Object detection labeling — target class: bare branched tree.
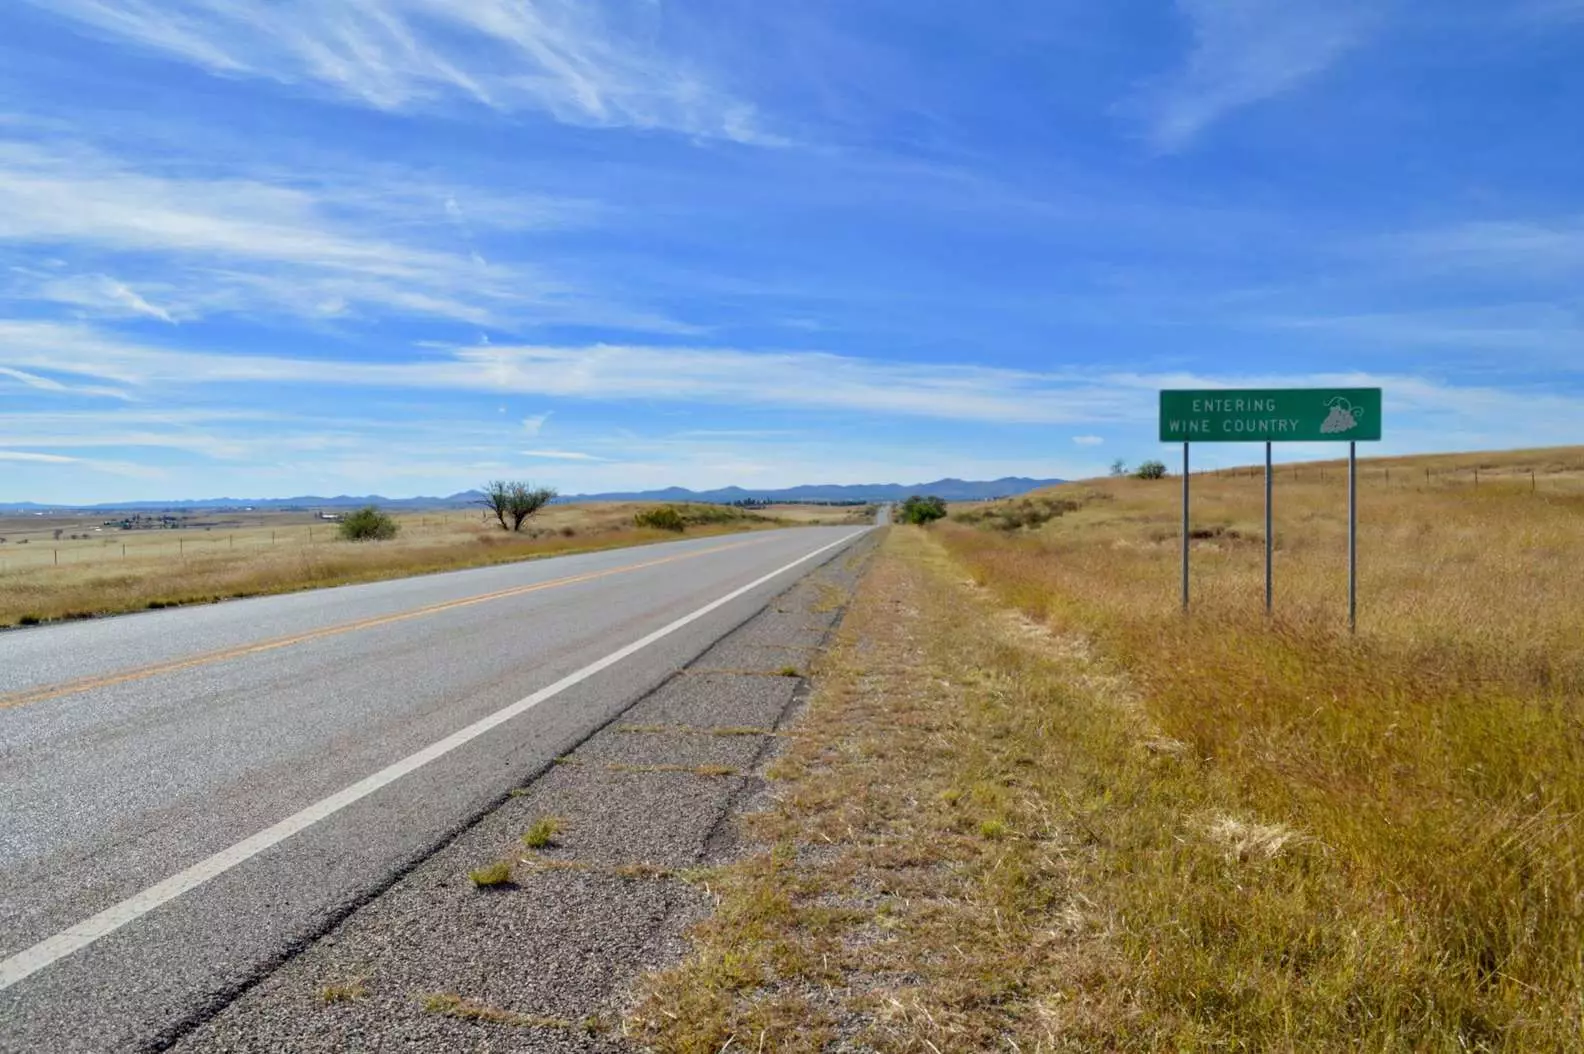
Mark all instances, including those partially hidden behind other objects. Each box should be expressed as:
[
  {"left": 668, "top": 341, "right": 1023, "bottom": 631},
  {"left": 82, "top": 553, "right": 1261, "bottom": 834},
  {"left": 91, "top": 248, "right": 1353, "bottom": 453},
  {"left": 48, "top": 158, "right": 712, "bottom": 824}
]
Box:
[
  {"left": 477, "top": 480, "right": 558, "bottom": 532},
  {"left": 506, "top": 483, "right": 557, "bottom": 531},
  {"left": 477, "top": 480, "right": 513, "bottom": 531}
]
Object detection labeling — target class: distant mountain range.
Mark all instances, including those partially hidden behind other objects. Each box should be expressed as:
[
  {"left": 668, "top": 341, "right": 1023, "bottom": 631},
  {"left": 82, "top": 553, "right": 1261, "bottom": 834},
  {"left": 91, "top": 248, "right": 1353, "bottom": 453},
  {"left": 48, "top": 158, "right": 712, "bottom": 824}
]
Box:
[
  {"left": 0, "top": 477, "right": 1064, "bottom": 513},
  {"left": 561, "top": 477, "right": 1064, "bottom": 504}
]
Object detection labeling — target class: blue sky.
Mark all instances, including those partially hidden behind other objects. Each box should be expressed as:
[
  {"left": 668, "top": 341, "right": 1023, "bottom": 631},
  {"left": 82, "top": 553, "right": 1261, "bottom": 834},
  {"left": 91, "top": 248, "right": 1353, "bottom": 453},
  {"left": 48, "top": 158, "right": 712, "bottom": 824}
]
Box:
[{"left": 2, "top": 1, "right": 1581, "bottom": 503}]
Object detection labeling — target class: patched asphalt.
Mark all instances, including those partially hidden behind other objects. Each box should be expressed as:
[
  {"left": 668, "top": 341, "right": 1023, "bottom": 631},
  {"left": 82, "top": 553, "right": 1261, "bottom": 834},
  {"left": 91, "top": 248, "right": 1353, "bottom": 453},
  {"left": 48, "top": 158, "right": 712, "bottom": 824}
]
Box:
[{"left": 166, "top": 533, "right": 878, "bottom": 1053}]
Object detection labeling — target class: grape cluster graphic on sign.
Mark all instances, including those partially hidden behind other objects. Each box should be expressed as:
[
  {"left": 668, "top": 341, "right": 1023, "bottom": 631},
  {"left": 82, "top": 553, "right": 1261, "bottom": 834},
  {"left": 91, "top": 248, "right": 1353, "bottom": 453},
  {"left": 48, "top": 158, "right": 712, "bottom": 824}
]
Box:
[{"left": 1320, "top": 396, "right": 1363, "bottom": 435}]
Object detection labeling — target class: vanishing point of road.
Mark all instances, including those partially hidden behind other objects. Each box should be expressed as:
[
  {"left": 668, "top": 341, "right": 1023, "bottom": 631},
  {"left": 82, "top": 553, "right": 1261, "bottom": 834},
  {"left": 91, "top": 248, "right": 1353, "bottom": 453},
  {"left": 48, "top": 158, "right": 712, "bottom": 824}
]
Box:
[{"left": 0, "top": 524, "right": 871, "bottom": 1052}]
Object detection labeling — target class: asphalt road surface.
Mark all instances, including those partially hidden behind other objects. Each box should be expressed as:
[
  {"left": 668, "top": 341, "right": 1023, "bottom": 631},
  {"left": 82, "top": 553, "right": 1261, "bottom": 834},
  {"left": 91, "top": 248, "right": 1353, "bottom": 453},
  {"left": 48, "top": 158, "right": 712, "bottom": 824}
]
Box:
[{"left": 0, "top": 525, "right": 869, "bottom": 1052}]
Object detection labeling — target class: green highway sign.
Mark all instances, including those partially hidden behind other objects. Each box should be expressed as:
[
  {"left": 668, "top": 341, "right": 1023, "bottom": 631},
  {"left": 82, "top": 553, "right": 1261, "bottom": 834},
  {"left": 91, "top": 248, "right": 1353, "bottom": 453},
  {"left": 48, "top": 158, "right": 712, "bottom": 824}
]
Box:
[{"left": 1159, "top": 387, "right": 1382, "bottom": 443}]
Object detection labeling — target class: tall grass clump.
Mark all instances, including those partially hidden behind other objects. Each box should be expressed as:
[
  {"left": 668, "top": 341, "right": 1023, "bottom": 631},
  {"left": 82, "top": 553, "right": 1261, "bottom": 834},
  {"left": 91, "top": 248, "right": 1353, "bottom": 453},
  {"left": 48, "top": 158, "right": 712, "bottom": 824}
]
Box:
[{"left": 936, "top": 446, "right": 1584, "bottom": 1047}]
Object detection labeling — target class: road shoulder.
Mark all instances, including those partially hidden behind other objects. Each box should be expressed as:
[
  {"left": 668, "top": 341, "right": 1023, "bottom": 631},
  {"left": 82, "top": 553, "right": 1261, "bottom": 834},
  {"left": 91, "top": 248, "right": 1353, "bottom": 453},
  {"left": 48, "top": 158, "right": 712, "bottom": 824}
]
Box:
[{"left": 626, "top": 526, "right": 1128, "bottom": 1051}]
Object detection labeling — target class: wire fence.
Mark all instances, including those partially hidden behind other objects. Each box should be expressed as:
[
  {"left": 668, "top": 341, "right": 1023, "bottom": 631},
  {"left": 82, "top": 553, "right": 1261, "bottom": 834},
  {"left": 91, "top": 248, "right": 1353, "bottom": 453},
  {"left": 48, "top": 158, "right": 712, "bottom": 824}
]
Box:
[
  {"left": 1202, "top": 464, "right": 1579, "bottom": 493},
  {"left": 0, "top": 514, "right": 480, "bottom": 574}
]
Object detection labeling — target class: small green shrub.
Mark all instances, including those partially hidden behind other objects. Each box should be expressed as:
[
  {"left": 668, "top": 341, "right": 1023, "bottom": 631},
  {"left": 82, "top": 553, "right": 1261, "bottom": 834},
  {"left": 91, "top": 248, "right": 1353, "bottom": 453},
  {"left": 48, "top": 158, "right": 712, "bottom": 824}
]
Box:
[
  {"left": 955, "top": 495, "right": 1083, "bottom": 531},
  {"left": 899, "top": 495, "right": 948, "bottom": 525},
  {"left": 1134, "top": 459, "right": 1168, "bottom": 480},
  {"left": 634, "top": 506, "right": 687, "bottom": 531},
  {"left": 338, "top": 506, "right": 400, "bottom": 541},
  {"left": 672, "top": 503, "right": 753, "bottom": 525}
]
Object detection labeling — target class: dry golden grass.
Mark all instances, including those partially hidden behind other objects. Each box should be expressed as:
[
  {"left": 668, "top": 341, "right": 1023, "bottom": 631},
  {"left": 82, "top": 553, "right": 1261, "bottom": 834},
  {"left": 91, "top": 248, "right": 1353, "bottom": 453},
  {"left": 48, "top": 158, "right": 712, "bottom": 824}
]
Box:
[
  {"left": 317, "top": 979, "right": 369, "bottom": 1004},
  {"left": 933, "top": 445, "right": 1584, "bottom": 1048},
  {"left": 630, "top": 530, "right": 1118, "bottom": 1051},
  {"left": 635, "top": 448, "right": 1584, "bottom": 1050},
  {"left": 417, "top": 992, "right": 584, "bottom": 1031},
  {"left": 760, "top": 504, "right": 877, "bottom": 525},
  {"left": 0, "top": 503, "right": 777, "bottom": 627}
]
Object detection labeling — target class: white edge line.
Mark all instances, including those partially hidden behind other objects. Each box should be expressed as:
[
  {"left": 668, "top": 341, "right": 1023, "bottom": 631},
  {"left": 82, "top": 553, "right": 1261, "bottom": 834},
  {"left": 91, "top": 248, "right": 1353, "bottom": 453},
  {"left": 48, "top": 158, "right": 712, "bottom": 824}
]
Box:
[{"left": 0, "top": 529, "right": 867, "bottom": 991}]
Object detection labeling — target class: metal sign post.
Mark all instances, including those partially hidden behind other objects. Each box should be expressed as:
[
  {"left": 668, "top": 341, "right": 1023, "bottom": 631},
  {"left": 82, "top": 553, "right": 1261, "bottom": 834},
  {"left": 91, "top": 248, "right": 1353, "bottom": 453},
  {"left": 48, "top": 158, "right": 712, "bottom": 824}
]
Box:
[
  {"left": 1265, "top": 441, "right": 1273, "bottom": 616},
  {"left": 1348, "top": 441, "right": 1358, "bottom": 633},
  {"left": 1181, "top": 442, "right": 1190, "bottom": 612},
  {"left": 1159, "top": 388, "right": 1382, "bottom": 627}
]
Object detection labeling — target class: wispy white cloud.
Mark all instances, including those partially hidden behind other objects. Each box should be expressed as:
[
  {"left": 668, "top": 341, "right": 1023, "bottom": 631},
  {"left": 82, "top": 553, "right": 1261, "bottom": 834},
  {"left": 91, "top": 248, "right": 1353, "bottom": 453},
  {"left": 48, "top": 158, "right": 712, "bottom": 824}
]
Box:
[
  {"left": 522, "top": 412, "right": 552, "bottom": 436},
  {"left": 0, "top": 448, "right": 167, "bottom": 479},
  {"left": 1127, "top": 0, "right": 1371, "bottom": 152},
  {"left": 23, "top": 272, "right": 179, "bottom": 323},
  {"left": 0, "top": 139, "right": 514, "bottom": 323},
  {"left": 1384, "top": 216, "right": 1584, "bottom": 279},
  {"left": 28, "top": 0, "right": 782, "bottom": 144},
  {"left": 1267, "top": 304, "right": 1584, "bottom": 361},
  {"left": 0, "top": 137, "right": 697, "bottom": 333},
  {"left": 1072, "top": 435, "right": 1105, "bottom": 446},
  {"left": 521, "top": 449, "right": 605, "bottom": 461},
  {"left": 0, "top": 322, "right": 1141, "bottom": 425},
  {"left": 0, "top": 450, "right": 80, "bottom": 464},
  {"left": 5, "top": 322, "right": 1582, "bottom": 450},
  {"left": 0, "top": 364, "right": 133, "bottom": 400},
  {"left": 3, "top": 346, "right": 1581, "bottom": 502},
  {"left": 0, "top": 141, "right": 442, "bottom": 271}
]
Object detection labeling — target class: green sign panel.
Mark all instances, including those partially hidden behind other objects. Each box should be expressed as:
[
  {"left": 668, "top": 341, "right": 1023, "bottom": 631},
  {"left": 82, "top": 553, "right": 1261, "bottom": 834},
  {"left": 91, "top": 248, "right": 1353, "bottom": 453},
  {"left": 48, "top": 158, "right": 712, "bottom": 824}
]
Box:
[{"left": 1159, "top": 388, "right": 1382, "bottom": 443}]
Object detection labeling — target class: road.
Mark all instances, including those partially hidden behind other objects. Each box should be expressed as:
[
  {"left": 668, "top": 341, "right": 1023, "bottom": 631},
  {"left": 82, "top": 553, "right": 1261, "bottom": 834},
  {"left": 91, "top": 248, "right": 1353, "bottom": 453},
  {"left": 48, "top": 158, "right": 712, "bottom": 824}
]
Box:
[{"left": 0, "top": 525, "right": 869, "bottom": 1052}]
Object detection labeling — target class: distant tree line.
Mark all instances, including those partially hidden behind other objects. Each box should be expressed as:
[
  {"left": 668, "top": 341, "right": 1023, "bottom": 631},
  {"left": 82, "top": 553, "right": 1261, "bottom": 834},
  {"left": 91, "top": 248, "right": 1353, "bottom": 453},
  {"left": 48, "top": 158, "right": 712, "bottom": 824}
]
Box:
[
  {"left": 1110, "top": 458, "right": 1169, "bottom": 480},
  {"left": 728, "top": 498, "right": 873, "bottom": 508}
]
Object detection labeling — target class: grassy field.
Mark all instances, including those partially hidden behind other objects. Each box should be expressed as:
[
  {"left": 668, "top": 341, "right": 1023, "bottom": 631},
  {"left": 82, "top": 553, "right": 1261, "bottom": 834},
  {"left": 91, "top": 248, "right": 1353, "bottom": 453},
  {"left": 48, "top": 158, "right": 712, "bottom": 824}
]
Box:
[
  {"left": 760, "top": 503, "right": 876, "bottom": 525},
  {"left": 0, "top": 502, "right": 856, "bottom": 628},
  {"left": 635, "top": 446, "right": 1584, "bottom": 1051}
]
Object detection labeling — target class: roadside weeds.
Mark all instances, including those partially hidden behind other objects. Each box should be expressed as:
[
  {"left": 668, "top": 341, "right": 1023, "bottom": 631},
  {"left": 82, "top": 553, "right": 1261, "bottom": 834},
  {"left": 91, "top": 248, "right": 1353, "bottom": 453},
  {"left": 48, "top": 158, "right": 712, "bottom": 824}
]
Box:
[
  {"left": 627, "top": 523, "right": 1584, "bottom": 1051},
  {"left": 628, "top": 527, "right": 1131, "bottom": 1051}
]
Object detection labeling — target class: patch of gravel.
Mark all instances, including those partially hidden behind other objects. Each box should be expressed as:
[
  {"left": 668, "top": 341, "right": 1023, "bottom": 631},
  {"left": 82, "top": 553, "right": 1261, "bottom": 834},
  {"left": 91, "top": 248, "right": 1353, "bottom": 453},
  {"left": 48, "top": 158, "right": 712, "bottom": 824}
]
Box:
[
  {"left": 615, "top": 672, "right": 797, "bottom": 731},
  {"left": 169, "top": 533, "right": 879, "bottom": 1053}
]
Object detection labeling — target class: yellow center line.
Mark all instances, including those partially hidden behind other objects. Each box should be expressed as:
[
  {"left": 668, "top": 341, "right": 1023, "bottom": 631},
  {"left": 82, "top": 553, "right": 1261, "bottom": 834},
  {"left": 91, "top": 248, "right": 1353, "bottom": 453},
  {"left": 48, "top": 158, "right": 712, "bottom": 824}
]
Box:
[{"left": 0, "top": 536, "right": 768, "bottom": 711}]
